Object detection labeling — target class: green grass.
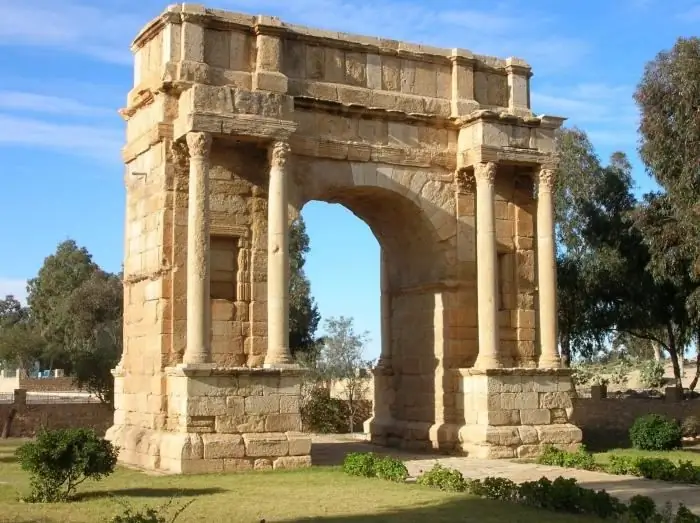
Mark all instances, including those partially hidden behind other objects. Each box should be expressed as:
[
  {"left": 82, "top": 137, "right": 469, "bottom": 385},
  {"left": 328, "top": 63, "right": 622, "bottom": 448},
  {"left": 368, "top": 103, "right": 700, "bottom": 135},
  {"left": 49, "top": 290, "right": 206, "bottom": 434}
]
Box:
[
  {"left": 593, "top": 447, "right": 700, "bottom": 466},
  {"left": 0, "top": 439, "right": 602, "bottom": 523}
]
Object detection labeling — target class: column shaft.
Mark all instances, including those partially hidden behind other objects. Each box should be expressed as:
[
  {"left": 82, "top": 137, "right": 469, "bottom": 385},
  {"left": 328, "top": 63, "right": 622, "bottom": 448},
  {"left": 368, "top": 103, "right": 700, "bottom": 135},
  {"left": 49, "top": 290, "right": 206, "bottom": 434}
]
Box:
[
  {"left": 184, "top": 132, "right": 212, "bottom": 365},
  {"left": 537, "top": 167, "right": 561, "bottom": 368},
  {"left": 474, "top": 162, "right": 502, "bottom": 369},
  {"left": 264, "top": 141, "right": 293, "bottom": 367}
]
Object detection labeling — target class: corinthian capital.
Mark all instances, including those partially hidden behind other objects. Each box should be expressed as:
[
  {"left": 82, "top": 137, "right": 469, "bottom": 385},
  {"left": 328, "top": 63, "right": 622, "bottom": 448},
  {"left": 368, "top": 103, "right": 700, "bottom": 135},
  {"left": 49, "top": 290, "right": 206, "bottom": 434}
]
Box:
[
  {"left": 270, "top": 141, "right": 290, "bottom": 169},
  {"left": 474, "top": 161, "right": 497, "bottom": 186},
  {"left": 538, "top": 167, "right": 557, "bottom": 193},
  {"left": 186, "top": 132, "right": 212, "bottom": 158}
]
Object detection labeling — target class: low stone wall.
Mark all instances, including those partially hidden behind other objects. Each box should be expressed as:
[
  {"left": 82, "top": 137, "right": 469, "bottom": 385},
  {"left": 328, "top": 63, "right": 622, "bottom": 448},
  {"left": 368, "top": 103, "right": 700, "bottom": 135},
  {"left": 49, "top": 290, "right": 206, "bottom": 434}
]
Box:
[
  {"left": 0, "top": 391, "right": 112, "bottom": 438},
  {"left": 572, "top": 397, "right": 700, "bottom": 448},
  {"left": 19, "top": 377, "right": 80, "bottom": 392}
]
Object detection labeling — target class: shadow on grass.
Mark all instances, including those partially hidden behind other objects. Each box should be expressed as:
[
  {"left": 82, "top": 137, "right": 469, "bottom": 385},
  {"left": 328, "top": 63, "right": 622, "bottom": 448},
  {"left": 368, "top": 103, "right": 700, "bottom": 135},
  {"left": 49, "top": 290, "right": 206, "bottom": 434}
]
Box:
[
  {"left": 74, "top": 487, "right": 227, "bottom": 501},
  {"left": 273, "top": 495, "right": 598, "bottom": 523},
  {"left": 311, "top": 440, "right": 458, "bottom": 467},
  {"left": 0, "top": 455, "right": 17, "bottom": 464}
]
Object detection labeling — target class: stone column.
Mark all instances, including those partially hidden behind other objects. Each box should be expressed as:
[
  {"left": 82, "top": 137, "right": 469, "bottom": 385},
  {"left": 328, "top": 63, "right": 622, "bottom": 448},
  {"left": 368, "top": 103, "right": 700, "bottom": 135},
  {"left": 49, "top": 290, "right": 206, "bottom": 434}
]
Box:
[
  {"left": 377, "top": 248, "right": 392, "bottom": 369},
  {"left": 474, "top": 162, "right": 501, "bottom": 369},
  {"left": 183, "top": 132, "right": 212, "bottom": 366},
  {"left": 264, "top": 141, "right": 294, "bottom": 367},
  {"left": 536, "top": 167, "right": 561, "bottom": 368}
]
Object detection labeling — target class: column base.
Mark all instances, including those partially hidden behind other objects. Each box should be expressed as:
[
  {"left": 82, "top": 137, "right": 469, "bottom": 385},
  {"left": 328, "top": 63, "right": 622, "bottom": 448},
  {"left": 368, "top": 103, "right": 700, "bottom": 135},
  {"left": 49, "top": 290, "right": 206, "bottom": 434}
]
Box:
[
  {"left": 473, "top": 354, "right": 503, "bottom": 370},
  {"left": 538, "top": 357, "right": 562, "bottom": 369},
  {"left": 107, "top": 366, "right": 311, "bottom": 474},
  {"left": 458, "top": 368, "right": 581, "bottom": 459}
]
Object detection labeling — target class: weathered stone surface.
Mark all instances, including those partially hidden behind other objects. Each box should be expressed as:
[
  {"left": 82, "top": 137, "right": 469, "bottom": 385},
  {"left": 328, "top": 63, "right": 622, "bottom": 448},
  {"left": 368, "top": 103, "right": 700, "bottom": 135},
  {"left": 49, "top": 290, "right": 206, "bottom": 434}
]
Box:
[
  {"left": 110, "top": 5, "right": 568, "bottom": 474},
  {"left": 273, "top": 455, "right": 312, "bottom": 470}
]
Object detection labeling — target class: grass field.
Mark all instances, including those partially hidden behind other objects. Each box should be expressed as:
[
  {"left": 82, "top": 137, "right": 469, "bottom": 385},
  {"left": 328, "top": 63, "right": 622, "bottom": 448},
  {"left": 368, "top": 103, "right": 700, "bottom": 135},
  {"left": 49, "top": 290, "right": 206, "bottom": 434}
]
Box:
[
  {"left": 593, "top": 447, "right": 700, "bottom": 466},
  {"left": 0, "top": 439, "right": 603, "bottom": 523}
]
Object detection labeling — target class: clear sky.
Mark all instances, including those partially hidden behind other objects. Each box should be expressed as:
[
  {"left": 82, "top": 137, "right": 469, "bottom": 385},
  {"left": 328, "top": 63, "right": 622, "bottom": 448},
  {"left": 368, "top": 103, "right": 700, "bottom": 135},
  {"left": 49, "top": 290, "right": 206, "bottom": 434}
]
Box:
[{"left": 0, "top": 0, "right": 694, "bottom": 360}]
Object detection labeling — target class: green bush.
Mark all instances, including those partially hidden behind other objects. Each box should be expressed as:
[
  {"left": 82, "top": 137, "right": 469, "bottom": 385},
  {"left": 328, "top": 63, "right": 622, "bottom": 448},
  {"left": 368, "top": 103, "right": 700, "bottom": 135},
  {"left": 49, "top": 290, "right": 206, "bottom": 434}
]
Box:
[
  {"left": 468, "top": 477, "right": 518, "bottom": 501},
  {"left": 342, "top": 452, "right": 377, "bottom": 478},
  {"left": 16, "top": 428, "right": 118, "bottom": 502},
  {"left": 639, "top": 360, "right": 665, "bottom": 389},
  {"left": 630, "top": 414, "right": 682, "bottom": 451},
  {"left": 374, "top": 456, "right": 408, "bottom": 482},
  {"left": 300, "top": 387, "right": 349, "bottom": 433},
  {"left": 537, "top": 445, "right": 596, "bottom": 470},
  {"left": 605, "top": 455, "right": 640, "bottom": 476},
  {"left": 624, "top": 495, "right": 658, "bottom": 522},
  {"left": 681, "top": 416, "right": 700, "bottom": 437},
  {"left": 415, "top": 463, "right": 467, "bottom": 492}
]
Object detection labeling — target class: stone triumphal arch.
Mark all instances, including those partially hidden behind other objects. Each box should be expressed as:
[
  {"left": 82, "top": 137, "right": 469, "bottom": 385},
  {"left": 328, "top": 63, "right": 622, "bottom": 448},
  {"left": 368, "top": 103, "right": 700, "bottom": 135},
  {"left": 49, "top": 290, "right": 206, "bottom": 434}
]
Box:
[{"left": 106, "top": 4, "right": 582, "bottom": 474}]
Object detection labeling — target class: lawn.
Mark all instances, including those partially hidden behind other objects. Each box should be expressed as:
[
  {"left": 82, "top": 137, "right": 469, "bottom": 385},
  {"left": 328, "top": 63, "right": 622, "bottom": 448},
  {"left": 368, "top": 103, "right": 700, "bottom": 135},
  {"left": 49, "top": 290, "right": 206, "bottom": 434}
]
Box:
[
  {"left": 593, "top": 447, "right": 700, "bottom": 466},
  {"left": 0, "top": 440, "right": 602, "bottom": 523}
]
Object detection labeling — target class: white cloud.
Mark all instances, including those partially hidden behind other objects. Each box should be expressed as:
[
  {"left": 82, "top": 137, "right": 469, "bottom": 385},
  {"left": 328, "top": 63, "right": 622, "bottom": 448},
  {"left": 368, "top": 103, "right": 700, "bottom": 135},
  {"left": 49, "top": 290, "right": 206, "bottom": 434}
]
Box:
[
  {"left": 0, "top": 113, "right": 122, "bottom": 162},
  {"left": 532, "top": 82, "right": 639, "bottom": 148},
  {"left": 0, "top": 0, "right": 149, "bottom": 64},
  {"left": 0, "top": 278, "right": 28, "bottom": 303},
  {"left": 0, "top": 91, "right": 113, "bottom": 118}
]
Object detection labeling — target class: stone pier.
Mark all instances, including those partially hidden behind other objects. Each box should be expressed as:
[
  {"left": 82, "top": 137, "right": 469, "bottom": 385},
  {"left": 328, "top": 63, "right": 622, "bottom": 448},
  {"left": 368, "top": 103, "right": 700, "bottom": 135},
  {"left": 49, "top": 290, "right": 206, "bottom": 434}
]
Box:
[{"left": 107, "top": 4, "right": 579, "bottom": 473}]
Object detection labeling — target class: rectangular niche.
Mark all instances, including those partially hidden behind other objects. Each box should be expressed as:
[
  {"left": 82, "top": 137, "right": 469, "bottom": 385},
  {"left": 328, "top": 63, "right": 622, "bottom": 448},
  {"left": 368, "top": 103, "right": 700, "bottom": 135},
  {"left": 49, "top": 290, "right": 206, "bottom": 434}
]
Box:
[{"left": 210, "top": 235, "right": 238, "bottom": 301}]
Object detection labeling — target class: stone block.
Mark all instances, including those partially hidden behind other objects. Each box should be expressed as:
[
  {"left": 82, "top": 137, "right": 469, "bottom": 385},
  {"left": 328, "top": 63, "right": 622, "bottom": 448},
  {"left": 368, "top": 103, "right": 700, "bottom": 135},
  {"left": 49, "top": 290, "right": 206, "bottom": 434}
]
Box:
[
  {"left": 536, "top": 424, "right": 582, "bottom": 445},
  {"left": 480, "top": 409, "right": 520, "bottom": 426},
  {"left": 180, "top": 458, "right": 224, "bottom": 474},
  {"left": 265, "top": 413, "right": 302, "bottom": 432},
  {"left": 245, "top": 395, "right": 280, "bottom": 415},
  {"left": 186, "top": 396, "right": 227, "bottom": 417},
  {"left": 539, "top": 392, "right": 573, "bottom": 409},
  {"left": 224, "top": 458, "right": 253, "bottom": 472},
  {"left": 520, "top": 408, "right": 551, "bottom": 425},
  {"left": 517, "top": 445, "right": 544, "bottom": 458},
  {"left": 202, "top": 434, "right": 245, "bottom": 459},
  {"left": 254, "top": 458, "right": 273, "bottom": 470},
  {"left": 243, "top": 433, "right": 289, "bottom": 457},
  {"left": 273, "top": 456, "right": 312, "bottom": 470},
  {"left": 287, "top": 432, "right": 312, "bottom": 456},
  {"left": 280, "top": 396, "right": 300, "bottom": 413},
  {"left": 501, "top": 392, "right": 538, "bottom": 410},
  {"left": 517, "top": 426, "right": 538, "bottom": 445}
]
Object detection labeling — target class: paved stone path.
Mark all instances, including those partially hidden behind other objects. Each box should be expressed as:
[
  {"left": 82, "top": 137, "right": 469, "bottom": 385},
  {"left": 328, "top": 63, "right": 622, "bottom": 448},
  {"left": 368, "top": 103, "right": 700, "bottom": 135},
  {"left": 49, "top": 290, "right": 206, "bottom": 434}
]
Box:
[{"left": 311, "top": 434, "right": 700, "bottom": 513}]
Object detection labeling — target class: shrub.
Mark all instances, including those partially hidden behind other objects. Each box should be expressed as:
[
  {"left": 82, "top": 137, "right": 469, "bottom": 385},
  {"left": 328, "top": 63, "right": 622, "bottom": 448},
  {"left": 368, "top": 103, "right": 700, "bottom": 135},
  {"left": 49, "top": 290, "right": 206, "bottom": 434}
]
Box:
[
  {"left": 16, "top": 428, "right": 118, "bottom": 502},
  {"left": 374, "top": 456, "right": 408, "bottom": 482},
  {"left": 630, "top": 414, "right": 682, "bottom": 451},
  {"left": 110, "top": 499, "right": 194, "bottom": 523},
  {"left": 610, "top": 363, "right": 629, "bottom": 387},
  {"left": 537, "top": 445, "right": 596, "bottom": 471},
  {"left": 682, "top": 416, "right": 700, "bottom": 438},
  {"left": 342, "top": 452, "right": 377, "bottom": 478},
  {"left": 468, "top": 477, "right": 518, "bottom": 501},
  {"left": 639, "top": 360, "right": 665, "bottom": 389},
  {"left": 416, "top": 463, "right": 467, "bottom": 492},
  {"left": 605, "top": 455, "right": 640, "bottom": 476},
  {"left": 571, "top": 366, "right": 594, "bottom": 386},
  {"left": 300, "top": 387, "right": 349, "bottom": 433},
  {"left": 625, "top": 495, "right": 658, "bottom": 522}
]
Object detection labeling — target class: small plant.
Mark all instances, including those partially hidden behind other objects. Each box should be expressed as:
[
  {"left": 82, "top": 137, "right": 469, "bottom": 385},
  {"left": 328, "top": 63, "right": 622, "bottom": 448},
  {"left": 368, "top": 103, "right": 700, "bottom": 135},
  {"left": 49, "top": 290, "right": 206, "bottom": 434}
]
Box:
[
  {"left": 16, "top": 428, "right": 118, "bottom": 502},
  {"left": 639, "top": 360, "right": 665, "bottom": 389},
  {"left": 416, "top": 463, "right": 467, "bottom": 492},
  {"left": 681, "top": 416, "right": 700, "bottom": 438},
  {"left": 468, "top": 477, "right": 518, "bottom": 501},
  {"left": 630, "top": 414, "right": 682, "bottom": 451},
  {"left": 110, "top": 498, "right": 194, "bottom": 523},
  {"left": 605, "top": 455, "right": 640, "bottom": 476},
  {"left": 342, "top": 452, "right": 377, "bottom": 478},
  {"left": 571, "top": 366, "right": 594, "bottom": 386},
  {"left": 609, "top": 363, "right": 629, "bottom": 387},
  {"left": 537, "top": 445, "right": 596, "bottom": 471},
  {"left": 625, "top": 495, "right": 658, "bottom": 523},
  {"left": 374, "top": 456, "right": 408, "bottom": 482}
]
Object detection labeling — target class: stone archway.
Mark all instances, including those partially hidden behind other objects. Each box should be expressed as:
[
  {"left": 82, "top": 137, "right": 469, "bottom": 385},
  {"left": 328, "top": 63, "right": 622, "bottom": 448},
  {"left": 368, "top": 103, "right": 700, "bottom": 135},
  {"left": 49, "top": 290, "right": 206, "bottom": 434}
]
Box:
[{"left": 106, "top": 4, "right": 581, "bottom": 474}]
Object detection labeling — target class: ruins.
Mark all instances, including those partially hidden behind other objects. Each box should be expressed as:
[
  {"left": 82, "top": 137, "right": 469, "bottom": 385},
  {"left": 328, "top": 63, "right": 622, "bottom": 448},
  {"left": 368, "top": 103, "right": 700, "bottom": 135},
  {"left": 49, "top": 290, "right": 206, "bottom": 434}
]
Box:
[{"left": 106, "top": 3, "right": 581, "bottom": 474}]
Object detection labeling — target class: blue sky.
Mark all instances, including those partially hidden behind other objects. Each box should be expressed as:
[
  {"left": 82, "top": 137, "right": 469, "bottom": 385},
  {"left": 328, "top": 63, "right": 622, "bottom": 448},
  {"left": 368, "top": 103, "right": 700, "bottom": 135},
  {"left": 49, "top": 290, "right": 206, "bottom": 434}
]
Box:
[{"left": 0, "top": 0, "right": 695, "bottom": 359}]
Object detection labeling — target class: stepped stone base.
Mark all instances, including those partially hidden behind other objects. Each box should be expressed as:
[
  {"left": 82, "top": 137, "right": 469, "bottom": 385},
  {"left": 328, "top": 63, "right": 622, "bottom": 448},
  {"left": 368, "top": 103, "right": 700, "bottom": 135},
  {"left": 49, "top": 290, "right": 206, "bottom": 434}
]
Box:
[
  {"left": 106, "top": 366, "right": 311, "bottom": 474},
  {"left": 458, "top": 368, "right": 582, "bottom": 459}
]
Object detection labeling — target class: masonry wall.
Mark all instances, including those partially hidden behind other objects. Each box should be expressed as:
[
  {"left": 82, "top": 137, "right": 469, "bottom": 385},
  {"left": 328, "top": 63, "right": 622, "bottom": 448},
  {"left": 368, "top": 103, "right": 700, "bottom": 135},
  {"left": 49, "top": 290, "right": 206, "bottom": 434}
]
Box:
[{"left": 0, "top": 402, "right": 113, "bottom": 438}]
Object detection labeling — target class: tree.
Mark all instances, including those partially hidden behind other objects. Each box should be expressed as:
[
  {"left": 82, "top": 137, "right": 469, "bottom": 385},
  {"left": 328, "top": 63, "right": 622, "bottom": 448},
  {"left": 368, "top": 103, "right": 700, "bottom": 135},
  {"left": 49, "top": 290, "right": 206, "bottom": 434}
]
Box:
[
  {"left": 27, "top": 240, "right": 98, "bottom": 352},
  {"left": 289, "top": 217, "right": 321, "bottom": 356},
  {"left": 0, "top": 295, "right": 45, "bottom": 373},
  {"left": 26, "top": 240, "right": 123, "bottom": 403},
  {"left": 312, "top": 316, "right": 372, "bottom": 433}
]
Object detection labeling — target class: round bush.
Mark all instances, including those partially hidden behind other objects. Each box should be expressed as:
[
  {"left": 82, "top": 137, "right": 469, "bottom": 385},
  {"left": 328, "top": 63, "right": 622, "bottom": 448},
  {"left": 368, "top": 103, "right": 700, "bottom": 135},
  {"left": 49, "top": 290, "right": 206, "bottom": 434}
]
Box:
[{"left": 630, "top": 414, "right": 682, "bottom": 451}]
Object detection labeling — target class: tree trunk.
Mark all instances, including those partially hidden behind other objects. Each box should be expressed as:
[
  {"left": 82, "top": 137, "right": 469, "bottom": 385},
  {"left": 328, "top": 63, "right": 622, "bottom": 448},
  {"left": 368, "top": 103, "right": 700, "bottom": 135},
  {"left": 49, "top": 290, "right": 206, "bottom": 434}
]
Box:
[
  {"left": 689, "top": 331, "right": 700, "bottom": 392},
  {"left": 1, "top": 408, "right": 16, "bottom": 439},
  {"left": 653, "top": 342, "right": 662, "bottom": 362},
  {"left": 667, "top": 325, "right": 683, "bottom": 389},
  {"left": 561, "top": 335, "right": 571, "bottom": 368}
]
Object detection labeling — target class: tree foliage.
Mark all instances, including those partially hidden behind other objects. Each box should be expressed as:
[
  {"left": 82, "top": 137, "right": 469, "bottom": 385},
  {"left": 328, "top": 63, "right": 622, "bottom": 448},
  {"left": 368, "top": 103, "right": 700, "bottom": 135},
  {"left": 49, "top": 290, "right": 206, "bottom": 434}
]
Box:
[
  {"left": 0, "top": 295, "right": 45, "bottom": 373},
  {"left": 289, "top": 217, "right": 321, "bottom": 356}
]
